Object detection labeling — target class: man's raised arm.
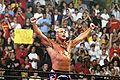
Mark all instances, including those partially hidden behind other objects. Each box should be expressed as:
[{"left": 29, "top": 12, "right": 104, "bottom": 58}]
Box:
[
  {"left": 72, "top": 23, "right": 96, "bottom": 47},
  {"left": 31, "top": 18, "right": 51, "bottom": 47}
]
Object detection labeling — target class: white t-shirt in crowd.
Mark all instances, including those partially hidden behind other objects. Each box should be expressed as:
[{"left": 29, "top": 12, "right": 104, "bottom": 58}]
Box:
[
  {"left": 89, "top": 41, "right": 100, "bottom": 52},
  {"left": 94, "top": 9, "right": 100, "bottom": 16},
  {"left": 28, "top": 53, "right": 39, "bottom": 69},
  {"left": 99, "top": 55, "right": 108, "bottom": 66},
  {"left": 71, "top": 12, "right": 82, "bottom": 22},
  {"left": 34, "top": 13, "right": 43, "bottom": 23},
  {"left": 112, "top": 9, "right": 120, "bottom": 21},
  {"left": 89, "top": 50, "right": 100, "bottom": 61},
  {"left": 34, "top": 0, "right": 45, "bottom": 5},
  {"left": 10, "top": 22, "right": 22, "bottom": 29},
  {"left": 68, "top": 8, "right": 75, "bottom": 15},
  {"left": 0, "top": 4, "right": 5, "bottom": 14},
  {"left": 101, "top": 13, "right": 110, "bottom": 28}
]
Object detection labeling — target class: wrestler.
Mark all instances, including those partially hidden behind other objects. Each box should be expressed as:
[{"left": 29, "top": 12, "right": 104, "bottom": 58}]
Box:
[{"left": 31, "top": 18, "right": 96, "bottom": 79}]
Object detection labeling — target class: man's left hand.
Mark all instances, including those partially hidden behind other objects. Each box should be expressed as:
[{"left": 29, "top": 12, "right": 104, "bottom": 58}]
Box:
[{"left": 90, "top": 23, "right": 96, "bottom": 30}]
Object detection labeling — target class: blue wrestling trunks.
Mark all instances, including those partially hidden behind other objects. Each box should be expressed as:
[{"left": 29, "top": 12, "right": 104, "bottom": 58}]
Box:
[{"left": 49, "top": 69, "right": 70, "bottom": 80}]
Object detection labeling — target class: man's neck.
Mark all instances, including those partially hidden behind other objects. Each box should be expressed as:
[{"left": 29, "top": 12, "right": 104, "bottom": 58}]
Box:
[{"left": 56, "top": 38, "right": 64, "bottom": 43}]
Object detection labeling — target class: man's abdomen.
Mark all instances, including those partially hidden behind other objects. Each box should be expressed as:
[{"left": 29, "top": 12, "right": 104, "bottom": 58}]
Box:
[{"left": 52, "top": 55, "right": 71, "bottom": 71}]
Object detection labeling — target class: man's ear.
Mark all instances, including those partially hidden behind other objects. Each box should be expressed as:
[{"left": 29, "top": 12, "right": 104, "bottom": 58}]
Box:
[
  {"left": 56, "top": 32, "right": 59, "bottom": 37},
  {"left": 56, "top": 34, "right": 58, "bottom": 37}
]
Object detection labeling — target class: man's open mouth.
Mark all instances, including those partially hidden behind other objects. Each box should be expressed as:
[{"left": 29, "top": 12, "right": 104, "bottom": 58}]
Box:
[{"left": 62, "top": 35, "right": 66, "bottom": 37}]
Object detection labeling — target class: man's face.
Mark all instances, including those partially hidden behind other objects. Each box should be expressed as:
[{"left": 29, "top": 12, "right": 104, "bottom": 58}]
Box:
[
  {"left": 10, "top": 52, "right": 15, "bottom": 59},
  {"left": 56, "top": 28, "right": 66, "bottom": 40},
  {"left": 20, "top": 45, "right": 24, "bottom": 50},
  {"left": 63, "top": 20, "right": 68, "bottom": 26},
  {"left": 113, "top": 43, "right": 117, "bottom": 48},
  {"left": 75, "top": 10, "right": 78, "bottom": 14},
  {"left": 92, "top": 35, "right": 97, "bottom": 41},
  {"left": 55, "top": 9, "right": 58, "bottom": 14},
  {"left": 102, "top": 49, "right": 106, "bottom": 55},
  {"left": 78, "top": 0, "right": 82, "bottom": 5},
  {"left": 43, "top": 64, "right": 48, "bottom": 70}
]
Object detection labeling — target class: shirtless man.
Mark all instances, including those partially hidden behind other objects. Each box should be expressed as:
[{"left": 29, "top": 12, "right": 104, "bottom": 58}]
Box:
[{"left": 31, "top": 18, "right": 95, "bottom": 79}]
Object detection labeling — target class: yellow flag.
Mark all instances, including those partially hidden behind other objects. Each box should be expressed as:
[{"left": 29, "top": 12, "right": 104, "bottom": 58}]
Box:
[{"left": 14, "top": 29, "right": 33, "bottom": 44}]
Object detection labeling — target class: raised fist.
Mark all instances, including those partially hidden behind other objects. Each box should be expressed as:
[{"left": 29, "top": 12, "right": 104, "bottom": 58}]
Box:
[
  {"left": 30, "top": 17, "right": 37, "bottom": 23},
  {"left": 90, "top": 23, "right": 96, "bottom": 30}
]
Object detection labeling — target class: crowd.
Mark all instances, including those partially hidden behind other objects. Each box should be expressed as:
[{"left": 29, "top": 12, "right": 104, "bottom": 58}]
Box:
[{"left": 0, "top": 0, "right": 120, "bottom": 80}]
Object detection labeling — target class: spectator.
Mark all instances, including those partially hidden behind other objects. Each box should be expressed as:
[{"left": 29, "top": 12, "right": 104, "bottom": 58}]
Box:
[
  {"left": 37, "top": 13, "right": 51, "bottom": 35},
  {"left": 71, "top": 8, "right": 82, "bottom": 22},
  {"left": 110, "top": 2, "right": 120, "bottom": 21},
  {"left": 93, "top": 3, "right": 100, "bottom": 16},
  {"left": 0, "top": 30, "right": 5, "bottom": 51},
  {"left": 81, "top": 10, "right": 92, "bottom": 25},
  {"left": 25, "top": 6, "right": 33, "bottom": 19},
  {"left": 0, "top": 13, "right": 11, "bottom": 39},
  {"left": 113, "top": 60, "right": 120, "bottom": 73},
  {"left": 90, "top": 68, "right": 96, "bottom": 80},
  {"left": 53, "top": 20, "right": 60, "bottom": 32},
  {"left": 98, "top": 49, "right": 108, "bottom": 66},
  {"left": 34, "top": 7, "right": 43, "bottom": 20},
  {"left": 39, "top": 63, "right": 49, "bottom": 80},
  {"left": 48, "top": 25, "right": 56, "bottom": 40},
  {"left": 51, "top": 8, "right": 62, "bottom": 25},
  {"left": 109, "top": 43, "right": 120, "bottom": 60},
  {"left": 75, "top": 56, "right": 83, "bottom": 73},
  {"left": 89, "top": 34, "right": 100, "bottom": 52},
  {"left": 110, "top": 29, "right": 118, "bottom": 44},
  {"left": 88, "top": 43, "right": 99, "bottom": 61},
  {"left": 60, "top": 1, "right": 68, "bottom": 16},
  {"left": 34, "top": 0, "right": 46, "bottom": 6},
  {"left": 78, "top": 0, "right": 88, "bottom": 13},
  {"left": 21, "top": 56, "right": 32, "bottom": 80},
  {"left": 2, "top": 46, "right": 12, "bottom": 60},
  {"left": 62, "top": 9, "right": 73, "bottom": 26},
  {"left": 45, "top": 7, "right": 51, "bottom": 23},
  {"left": 101, "top": 27, "right": 109, "bottom": 41},
  {"left": 28, "top": 46, "right": 40, "bottom": 69},
  {"left": 100, "top": 34, "right": 109, "bottom": 46},
  {"left": 5, "top": 50, "right": 21, "bottom": 80},
  {"left": 23, "top": 18, "right": 33, "bottom": 29},
  {"left": 0, "top": 0, "right": 6, "bottom": 14},
  {"left": 68, "top": 2, "right": 75, "bottom": 15},
  {"left": 101, "top": 8, "right": 110, "bottom": 28},
  {"left": 107, "top": 15, "right": 120, "bottom": 33},
  {"left": 15, "top": 44, "right": 30, "bottom": 64},
  {"left": 14, "top": 7, "right": 25, "bottom": 27},
  {"left": 5, "top": 4, "right": 14, "bottom": 17},
  {"left": 62, "top": 19, "right": 71, "bottom": 39},
  {"left": 10, "top": 16, "right": 22, "bottom": 29},
  {"left": 78, "top": 43, "right": 88, "bottom": 59},
  {"left": 95, "top": 64, "right": 101, "bottom": 75},
  {"left": 23, "top": 56, "right": 32, "bottom": 70},
  {"left": 92, "top": 12, "right": 102, "bottom": 28},
  {"left": 29, "top": 72, "right": 41, "bottom": 80}
]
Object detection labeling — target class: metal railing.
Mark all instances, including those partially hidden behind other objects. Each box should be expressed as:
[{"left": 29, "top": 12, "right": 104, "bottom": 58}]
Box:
[{"left": 0, "top": 69, "right": 119, "bottom": 80}]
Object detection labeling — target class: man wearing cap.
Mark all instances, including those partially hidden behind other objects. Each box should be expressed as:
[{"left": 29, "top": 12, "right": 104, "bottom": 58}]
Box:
[{"left": 31, "top": 18, "right": 96, "bottom": 79}]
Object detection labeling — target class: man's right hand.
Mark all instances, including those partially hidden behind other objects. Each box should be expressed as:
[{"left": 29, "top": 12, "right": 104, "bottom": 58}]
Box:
[{"left": 30, "top": 17, "right": 37, "bottom": 24}]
